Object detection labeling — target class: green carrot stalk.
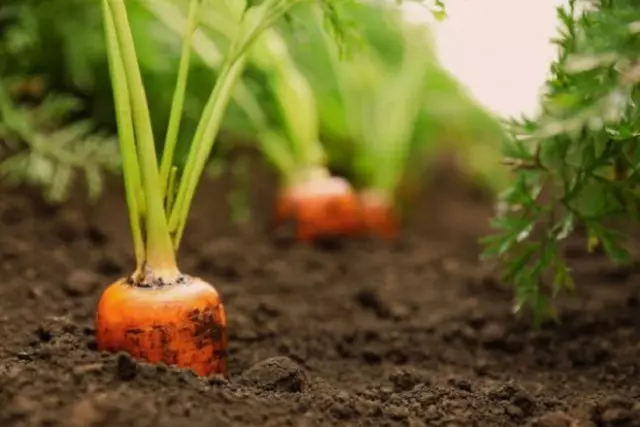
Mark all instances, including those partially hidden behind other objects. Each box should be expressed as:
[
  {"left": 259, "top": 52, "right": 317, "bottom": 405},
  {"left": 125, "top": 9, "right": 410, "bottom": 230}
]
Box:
[
  {"left": 168, "top": 54, "right": 249, "bottom": 247},
  {"left": 143, "top": 0, "right": 268, "bottom": 148},
  {"left": 361, "top": 34, "right": 431, "bottom": 197},
  {"left": 149, "top": 0, "right": 333, "bottom": 191},
  {"left": 337, "top": 25, "right": 430, "bottom": 198},
  {"left": 105, "top": 0, "right": 359, "bottom": 257},
  {"left": 249, "top": 31, "right": 326, "bottom": 170},
  {"left": 166, "top": 0, "right": 310, "bottom": 246},
  {"left": 159, "top": 0, "right": 203, "bottom": 199},
  {"left": 106, "top": 0, "right": 177, "bottom": 275},
  {"left": 101, "top": 0, "right": 145, "bottom": 273}
]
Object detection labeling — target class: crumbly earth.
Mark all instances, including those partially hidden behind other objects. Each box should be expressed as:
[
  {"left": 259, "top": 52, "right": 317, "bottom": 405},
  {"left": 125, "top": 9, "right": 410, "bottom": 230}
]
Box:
[{"left": 1, "top": 155, "right": 639, "bottom": 427}]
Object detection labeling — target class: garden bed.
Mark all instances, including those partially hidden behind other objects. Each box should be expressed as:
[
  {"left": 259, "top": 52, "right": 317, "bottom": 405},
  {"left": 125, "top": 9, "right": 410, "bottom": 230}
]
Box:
[{"left": 1, "top": 155, "right": 639, "bottom": 427}]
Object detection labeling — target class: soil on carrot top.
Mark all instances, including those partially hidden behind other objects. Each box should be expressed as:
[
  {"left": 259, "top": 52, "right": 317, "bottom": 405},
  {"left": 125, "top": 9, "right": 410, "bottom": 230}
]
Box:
[{"left": 1, "top": 152, "right": 640, "bottom": 427}]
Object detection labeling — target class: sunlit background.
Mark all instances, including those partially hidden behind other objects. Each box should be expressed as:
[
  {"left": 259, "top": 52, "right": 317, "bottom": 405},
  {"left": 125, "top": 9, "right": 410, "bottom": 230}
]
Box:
[{"left": 403, "top": 0, "right": 568, "bottom": 118}]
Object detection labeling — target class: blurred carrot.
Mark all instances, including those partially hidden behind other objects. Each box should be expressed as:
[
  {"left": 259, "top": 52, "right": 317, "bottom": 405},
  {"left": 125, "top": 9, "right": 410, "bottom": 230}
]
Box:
[
  {"left": 326, "top": 16, "right": 431, "bottom": 240},
  {"left": 243, "top": 29, "right": 363, "bottom": 242},
  {"left": 276, "top": 169, "right": 361, "bottom": 241},
  {"left": 358, "top": 189, "right": 398, "bottom": 239}
]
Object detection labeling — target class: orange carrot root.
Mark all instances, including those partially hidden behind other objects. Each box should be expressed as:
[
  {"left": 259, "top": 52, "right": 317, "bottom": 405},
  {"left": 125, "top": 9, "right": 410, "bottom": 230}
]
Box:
[
  {"left": 358, "top": 190, "right": 399, "bottom": 239},
  {"left": 96, "top": 274, "right": 227, "bottom": 377},
  {"left": 275, "top": 175, "right": 361, "bottom": 242}
]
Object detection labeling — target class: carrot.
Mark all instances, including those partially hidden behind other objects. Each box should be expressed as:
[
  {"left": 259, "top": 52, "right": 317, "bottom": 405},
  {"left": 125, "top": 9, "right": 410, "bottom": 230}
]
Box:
[
  {"left": 97, "top": 0, "right": 315, "bottom": 375},
  {"left": 96, "top": 0, "right": 228, "bottom": 376},
  {"left": 235, "top": 28, "right": 365, "bottom": 242},
  {"left": 322, "top": 17, "right": 432, "bottom": 241},
  {"left": 96, "top": 275, "right": 227, "bottom": 376},
  {"left": 358, "top": 189, "right": 398, "bottom": 239},
  {"left": 275, "top": 171, "right": 361, "bottom": 242}
]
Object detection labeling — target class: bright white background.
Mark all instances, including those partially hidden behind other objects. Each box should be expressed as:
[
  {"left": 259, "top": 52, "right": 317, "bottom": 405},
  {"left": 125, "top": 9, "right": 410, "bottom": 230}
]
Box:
[{"left": 401, "top": 0, "right": 569, "bottom": 119}]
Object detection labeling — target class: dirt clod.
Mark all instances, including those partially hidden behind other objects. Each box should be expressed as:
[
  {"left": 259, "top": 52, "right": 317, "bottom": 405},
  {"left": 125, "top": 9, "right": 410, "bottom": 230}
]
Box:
[
  {"left": 64, "top": 270, "right": 100, "bottom": 297},
  {"left": 238, "top": 356, "right": 307, "bottom": 392},
  {"left": 115, "top": 352, "right": 138, "bottom": 381}
]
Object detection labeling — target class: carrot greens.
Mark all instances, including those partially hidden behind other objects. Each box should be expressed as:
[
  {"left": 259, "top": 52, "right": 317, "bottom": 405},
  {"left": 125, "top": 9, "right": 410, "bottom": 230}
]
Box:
[
  {"left": 96, "top": 0, "right": 366, "bottom": 377},
  {"left": 313, "top": 9, "right": 432, "bottom": 200},
  {"left": 101, "top": 0, "right": 357, "bottom": 270},
  {"left": 148, "top": 0, "right": 330, "bottom": 187}
]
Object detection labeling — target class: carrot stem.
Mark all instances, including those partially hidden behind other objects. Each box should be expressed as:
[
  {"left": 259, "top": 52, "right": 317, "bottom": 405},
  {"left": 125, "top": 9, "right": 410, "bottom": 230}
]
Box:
[
  {"left": 107, "top": 0, "right": 177, "bottom": 273},
  {"left": 366, "top": 46, "right": 429, "bottom": 196},
  {"left": 159, "top": 0, "right": 202, "bottom": 199},
  {"left": 186, "top": 5, "right": 322, "bottom": 183},
  {"left": 258, "top": 130, "right": 299, "bottom": 184},
  {"left": 105, "top": 0, "right": 314, "bottom": 259},
  {"left": 168, "top": 0, "right": 297, "bottom": 249},
  {"left": 259, "top": 32, "right": 326, "bottom": 173},
  {"left": 101, "top": 0, "right": 145, "bottom": 273},
  {"left": 169, "top": 54, "right": 249, "bottom": 248},
  {"left": 139, "top": 0, "right": 269, "bottom": 136}
]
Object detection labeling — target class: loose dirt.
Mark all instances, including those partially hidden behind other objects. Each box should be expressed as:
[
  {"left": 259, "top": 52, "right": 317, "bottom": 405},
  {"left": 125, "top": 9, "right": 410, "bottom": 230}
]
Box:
[{"left": 1, "top": 155, "right": 639, "bottom": 427}]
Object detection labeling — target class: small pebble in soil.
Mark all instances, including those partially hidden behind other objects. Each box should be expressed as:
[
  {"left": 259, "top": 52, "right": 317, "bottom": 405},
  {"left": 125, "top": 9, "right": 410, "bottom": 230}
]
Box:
[
  {"left": 64, "top": 270, "right": 100, "bottom": 297},
  {"left": 95, "top": 255, "right": 125, "bottom": 277},
  {"left": 478, "top": 322, "right": 524, "bottom": 353},
  {"left": 208, "top": 374, "right": 230, "bottom": 387},
  {"left": 389, "top": 368, "right": 431, "bottom": 391},
  {"left": 238, "top": 356, "right": 307, "bottom": 392},
  {"left": 488, "top": 384, "right": 518, "bottom": 401},
  {"left": 447, "top": 377, "right": 472, "bottom": 392},
  {"left": 115, "top": 352, "right": 138, "bottom": 381},
  {"left": 487, "top": 383, "right": 536, "bottom": 418},
  {"left": 85, "top": 225, "right": 108, "bottom": 246},
  {"left": 384, "top": 404, "right": 410, "bottom": 420},
  {"left": 35, "top": 316, "right": 76, "bottom": 342},
  {"left": 479, "top": 323, "right": 506, "bottom": 345},
  {"left": 354, "top": 288, "right": 386, "bottom": 314}
]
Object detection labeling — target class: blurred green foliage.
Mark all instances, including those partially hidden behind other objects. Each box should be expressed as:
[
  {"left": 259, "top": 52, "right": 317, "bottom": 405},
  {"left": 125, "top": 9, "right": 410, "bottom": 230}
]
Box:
[
  {"left": 0, "top": 0, "right": 252, "bottom": 156},
  {"left": 279, "top": 3, "right": 509, "bottom": 195},
  {"left": 0, "top": 80, "right": 120, "bottom": 202},
  {"left": 0, "top": 0, "right": 507, "bottom": 203}
]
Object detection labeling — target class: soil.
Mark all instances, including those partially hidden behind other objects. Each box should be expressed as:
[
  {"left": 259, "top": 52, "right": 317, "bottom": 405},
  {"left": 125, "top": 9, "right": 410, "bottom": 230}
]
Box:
[{"left": 1, "top": 153, "right": 640, "bottom": 427}]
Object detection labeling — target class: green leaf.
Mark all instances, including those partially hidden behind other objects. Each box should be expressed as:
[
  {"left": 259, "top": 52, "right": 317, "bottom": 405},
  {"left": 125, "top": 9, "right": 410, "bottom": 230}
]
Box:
[
  {"left": 552, "top": 259, "right": 574, "bottom": 296},
  {"left": 502, "top": 243, "right": 538, "bottom": 283},
  {"left": 554, "top": 212, "right": 574, "bottom": 240},
  {"left": 587, "top": 223, "right": 630, "bottom": 264},
  {"left": 571, "top": 177, "right": 608, "bottom": 217}
]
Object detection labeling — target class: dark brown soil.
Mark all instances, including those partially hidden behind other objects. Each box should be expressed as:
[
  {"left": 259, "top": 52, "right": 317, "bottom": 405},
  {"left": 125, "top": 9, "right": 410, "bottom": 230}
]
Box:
[{"left": 1, "top": 154, "right": 640, "bottom": 427}]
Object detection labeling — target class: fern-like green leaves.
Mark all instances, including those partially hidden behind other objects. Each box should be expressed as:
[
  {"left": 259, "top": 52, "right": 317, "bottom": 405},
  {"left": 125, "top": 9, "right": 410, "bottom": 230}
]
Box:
[
  {"left": 483, "top": 0, "right": 640, "bottom": 324},
  {"left": 0, "top": 82, "right": 120, "bottom": 203}
]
